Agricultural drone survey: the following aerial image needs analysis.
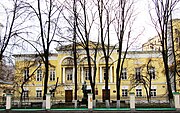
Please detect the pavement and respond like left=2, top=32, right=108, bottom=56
left=1, top=109, right=180, bottom=113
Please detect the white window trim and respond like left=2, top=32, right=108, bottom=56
left=50, top=69, right=56, bottom=81
left=121, top=68, right=127, bottom=80
left=36, top=69, right=42, bottom=81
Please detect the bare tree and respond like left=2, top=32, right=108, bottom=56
left=14, top=54, right=42, bottom=107
left=129, top=58, right=160, bottom=103
left=61, top=0, right=80, bottom=108
left=150, top=0, right=180, bottom=103
left=113, top=0, right=135, bottom=107
left=0, top=0, right=28, bottom=81
left=96, top=0, right=116, bottom=107
left=21, top=0, right=63, bottom=104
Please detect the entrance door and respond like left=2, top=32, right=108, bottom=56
left=102, top=89, right=110, bottom=102
left=65, top=90, right=73, bottom=102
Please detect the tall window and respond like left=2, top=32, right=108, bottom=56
left=24, top=68, right=29, bottom=81
left=50, top=69, right=55, bottom=81
left=36, top=90, right=42, bottom=97
left=135, top=68, right=141, bottom=80
left=36, top=69, right=42, bottom=81
left=151, top=88, right=156, bottom=97
left=85, top=68, right=89, bottom=80
left=22, top=90, right=29, bottom=98
left=66, top=68, right=73, bottom=81
left=136, top=88, right=142, bottom=97
left=122, top=89, right=128, bottom=97
left=67, top=74, right=72, bottom=80
left=149, top=67, right=155, bottom=79
left=121, top=68, right=127, bottom=80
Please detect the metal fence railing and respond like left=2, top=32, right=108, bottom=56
left=0, top=94, right=170, bottom=108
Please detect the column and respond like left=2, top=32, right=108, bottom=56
left=92, top=67, right=94, bottom=82
left=173, top=92, right=180, bottom=109
left=6, top=94, right=12, bottom=110
left=100, top=66, right=102, bottom=83
left=130, top=92, right=135, bottom=110
left=81, top=67, right=84, bottom=83
left=109, top=66, right=113, bottom=83
left=72, top=67, right=75, bottom=83
left=63, top=67, right=65, bottom=83
left=46, top=93, right=51, bottom=110
left=88, top=93, right=93, bottom=110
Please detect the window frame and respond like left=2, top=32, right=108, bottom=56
left=50, top=69, right=56, bottom=81
left=36, top=69, right=42, bottom=81
left=85, top=68, right=90, bottom=80
left=148, top=67, right=156, bottom=80
left=24, top=68, right=29, bottom=81
left=36, top=90, right=42, bottom=98
left=22, top=90, right=29, bottom=98
left=121, top=68, right=127, bottom=80
left=135, top=68, right=141, bottom=80
left=150, top=88, right=156, bottom=97
left=67, top=74, right=72, bottom=80
left=136, top=88, right=142, bottom=97
left=122, top=89, right=128, bottom=97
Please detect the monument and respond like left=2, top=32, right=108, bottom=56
left=82, top=81, right=88, bottom=105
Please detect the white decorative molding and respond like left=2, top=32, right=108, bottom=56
left=136, top=86, right=142, bottom=89
left=59, top=56, right=73, bottom=65
left=36, top=87, right=42, bottom=90
left=64, top=86, right=72, bottom=90
left=122, top=86, right=128, bottom=89
left=102, top=86, right=110, bottom=89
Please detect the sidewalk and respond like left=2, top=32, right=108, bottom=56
left=0, top=108, right=179, bottom=113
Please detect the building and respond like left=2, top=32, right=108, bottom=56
left=13, top=42, right=168, bottom=103
left=142, top=19, right=180, bottom=92
left=168, top=19, right=180, bottom=92
left=142, top=35, right=161, bottom=51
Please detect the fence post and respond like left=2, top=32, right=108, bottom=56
left=173, top=92, right=180, bottom=110
left=129, top=92, right=135, bottom=111
left=46, top=93, right=51, bottom=110
left=88, top=93, right=93, bottom=111
left=6, top=94, right=12, bottom=110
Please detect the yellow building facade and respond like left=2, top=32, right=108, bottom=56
left=13, top=43, right=168, bottom=103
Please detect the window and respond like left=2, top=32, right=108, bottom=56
left=136, top=88, right=142, bottom=97
left=36, top=69, right=42, bottom=81
left=122, top=89, right=128, bottom=97
left=135, top=68, right=141, bottom=80
left=36, top=90, right=42, bottom=97
left=149, top=67, right=155, bottom=79
left=151, top=89, right=156, bottom=97
left=24, top=68, right=29, bottom=81
left=50, top=69, right=55, bottom=81
left=67, top=74, right=72, bottom=80
left=85, top=68, right=89, bottom=80
left=121, top=68, right=127, bottom=80
left=66, top=68, right=73, bottom=81
left=22, top=90, right=29, bottom=98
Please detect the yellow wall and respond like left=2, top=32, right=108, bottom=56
left=14, top=49, right=167, bottom=102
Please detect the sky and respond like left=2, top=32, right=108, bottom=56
left=0, top=0, right=180, bottom=52
left=133, top=0, right=180, bottom=46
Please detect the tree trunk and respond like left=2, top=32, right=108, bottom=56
left=43, top=53, right=49, bottom=100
